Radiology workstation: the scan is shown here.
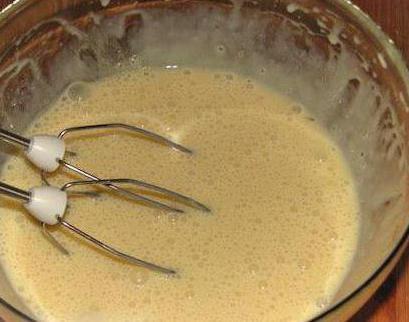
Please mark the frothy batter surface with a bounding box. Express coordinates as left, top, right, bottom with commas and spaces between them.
0, 68, 359, 321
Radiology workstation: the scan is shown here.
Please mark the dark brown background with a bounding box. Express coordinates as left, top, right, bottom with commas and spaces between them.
0, 0, 408, 321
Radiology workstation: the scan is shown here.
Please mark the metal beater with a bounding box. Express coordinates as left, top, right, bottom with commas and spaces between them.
0, 124, 210, 274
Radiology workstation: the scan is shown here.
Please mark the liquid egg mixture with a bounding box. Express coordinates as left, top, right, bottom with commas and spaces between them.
0, 68, 359, 321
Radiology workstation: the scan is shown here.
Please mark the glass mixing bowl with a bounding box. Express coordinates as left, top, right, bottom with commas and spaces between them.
0, 0, 408, 321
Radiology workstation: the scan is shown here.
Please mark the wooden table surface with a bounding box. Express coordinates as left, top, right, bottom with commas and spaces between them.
0, 0, 408, 321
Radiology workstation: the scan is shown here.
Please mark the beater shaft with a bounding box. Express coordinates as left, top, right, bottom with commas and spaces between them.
0, 181, 30, 201
0, 128, 30, 148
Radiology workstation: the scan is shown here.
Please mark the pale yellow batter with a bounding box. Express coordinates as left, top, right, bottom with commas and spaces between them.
0, 68, 359, 321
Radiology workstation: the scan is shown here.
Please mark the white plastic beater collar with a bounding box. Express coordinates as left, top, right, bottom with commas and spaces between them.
24, 186, 68, 225
25, 135, 66, 172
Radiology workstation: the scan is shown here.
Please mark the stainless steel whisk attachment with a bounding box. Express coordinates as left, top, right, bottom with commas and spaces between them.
0, 180, 176, 275
0, 123, 210, 274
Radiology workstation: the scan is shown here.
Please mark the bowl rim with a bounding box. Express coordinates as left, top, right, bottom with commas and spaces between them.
311, 226, 409, 321
0, 0, 408, 321
311, 0, 409, 320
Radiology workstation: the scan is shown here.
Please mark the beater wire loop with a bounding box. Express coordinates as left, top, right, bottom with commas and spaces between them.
57, 216, 176, 275
61, 178, 210, 212
58, 123, 192, 154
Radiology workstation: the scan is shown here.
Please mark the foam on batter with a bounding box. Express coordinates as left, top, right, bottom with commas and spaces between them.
0, 67, 359, 321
